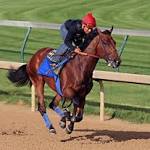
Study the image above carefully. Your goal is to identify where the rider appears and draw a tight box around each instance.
[48,12,97,64]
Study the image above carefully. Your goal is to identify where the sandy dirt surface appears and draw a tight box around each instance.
[0,102,150,150]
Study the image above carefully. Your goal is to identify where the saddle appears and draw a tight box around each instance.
[47,49,73,63]
[37,50,73,96]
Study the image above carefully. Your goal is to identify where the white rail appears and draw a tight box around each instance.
[1,61,150,120]
[93,70,150,121]
[0,20,150,37]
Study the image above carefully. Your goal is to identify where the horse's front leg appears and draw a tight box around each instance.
[66,97,85,134]
[65,104,76,134]
[49,94,67,129]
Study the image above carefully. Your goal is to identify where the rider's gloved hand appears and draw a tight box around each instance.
[74,47,81,53]
[74,47,87,56]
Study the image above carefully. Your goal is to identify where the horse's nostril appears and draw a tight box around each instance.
[116,60,121,67]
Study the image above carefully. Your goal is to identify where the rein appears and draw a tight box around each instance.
[75,51,100,58]
[83,52,100,58]
[74,50,100,58]
[78,30,113,60]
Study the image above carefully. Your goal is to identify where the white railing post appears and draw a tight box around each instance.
[31,85,36,112]
[99,80,105,121]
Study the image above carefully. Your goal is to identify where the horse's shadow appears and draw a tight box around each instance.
[61,129,150,143]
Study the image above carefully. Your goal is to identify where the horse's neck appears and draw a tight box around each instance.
[84,34,99,55]
[80,35,99,75]
[78,55,98,77]
[76,40,99,78]
[66,35,100,79]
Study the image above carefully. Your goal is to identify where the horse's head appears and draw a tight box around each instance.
[95,27,121,68]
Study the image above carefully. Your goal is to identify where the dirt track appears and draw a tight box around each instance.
[0,102,150,150]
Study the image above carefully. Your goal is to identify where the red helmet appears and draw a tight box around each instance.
[82,12,96,28]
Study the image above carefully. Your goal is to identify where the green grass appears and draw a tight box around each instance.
[85,81,150,123]
[0,0,150,29]
[0,0,150,123]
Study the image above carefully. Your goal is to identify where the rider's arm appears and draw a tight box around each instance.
[64,20,83,52]
[64,27,77,51]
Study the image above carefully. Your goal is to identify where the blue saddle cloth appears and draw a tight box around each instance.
[37,56,69,96]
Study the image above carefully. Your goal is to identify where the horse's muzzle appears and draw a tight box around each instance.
[107,59,121,68]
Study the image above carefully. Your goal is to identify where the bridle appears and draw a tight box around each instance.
[78,31,113,60]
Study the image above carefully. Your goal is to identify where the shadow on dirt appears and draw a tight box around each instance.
[61,129,150,143]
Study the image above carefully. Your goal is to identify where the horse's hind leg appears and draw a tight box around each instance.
[49,94,67,129]
[34,78,56,134]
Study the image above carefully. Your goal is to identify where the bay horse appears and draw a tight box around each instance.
[7,28,121,134]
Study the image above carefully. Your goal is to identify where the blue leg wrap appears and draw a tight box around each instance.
[42,113,52,129]
[54,106,65,117]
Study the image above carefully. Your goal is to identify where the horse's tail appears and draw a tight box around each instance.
[7,64,32,87]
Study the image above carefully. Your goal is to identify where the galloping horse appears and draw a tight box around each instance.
[8,28,121,134]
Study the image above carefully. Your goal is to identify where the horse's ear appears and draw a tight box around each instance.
[110,26,113,34]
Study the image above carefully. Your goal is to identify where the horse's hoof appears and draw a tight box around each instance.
[49,128,56,134]
[65,126,72,134]
[59,120,66,129]
[49,126,56,134]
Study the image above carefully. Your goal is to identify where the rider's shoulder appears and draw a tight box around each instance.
[65,19,81,25]
[65,19,82,31]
